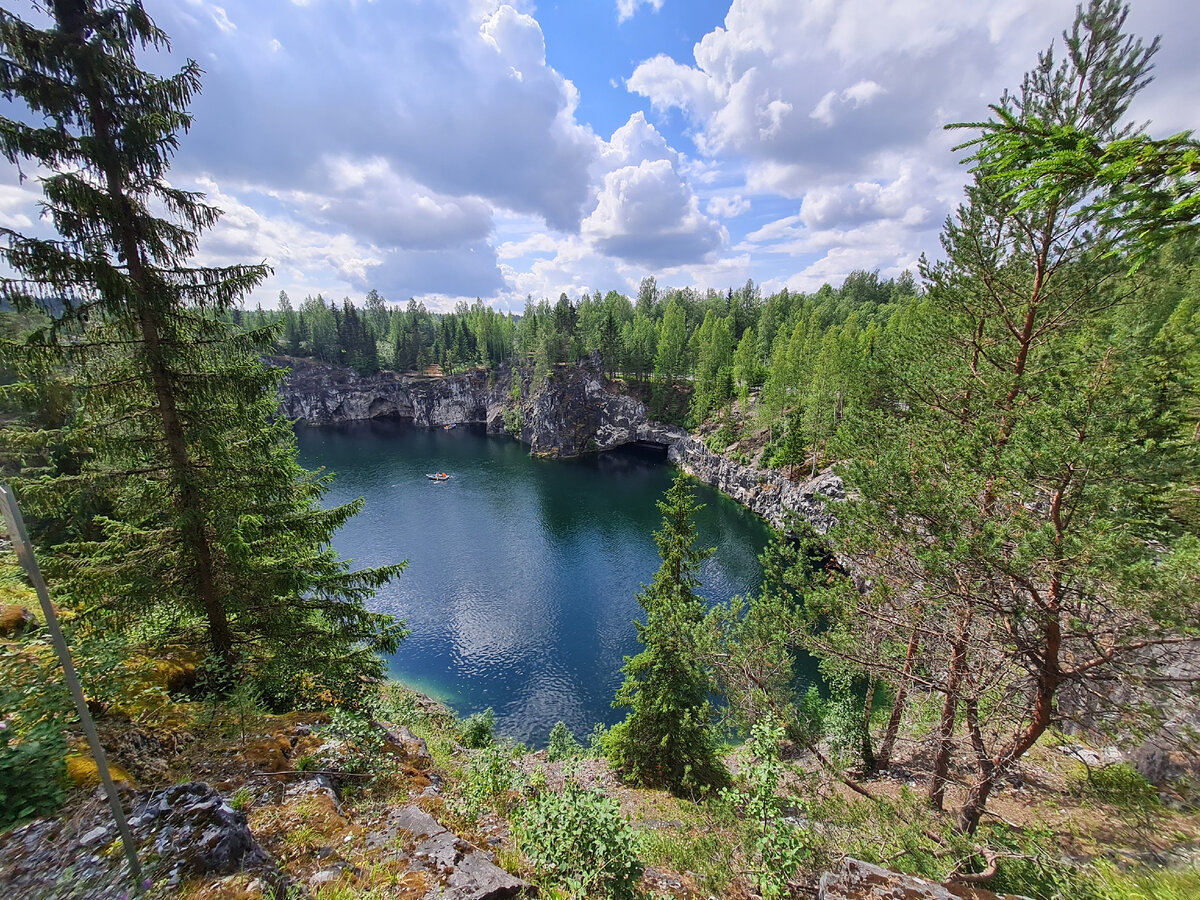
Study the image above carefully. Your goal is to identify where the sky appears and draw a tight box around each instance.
[1,0,1197,312]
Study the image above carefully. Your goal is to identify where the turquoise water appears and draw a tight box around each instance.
[296,420,774,745]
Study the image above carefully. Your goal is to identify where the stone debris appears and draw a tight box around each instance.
[0,782,281,899]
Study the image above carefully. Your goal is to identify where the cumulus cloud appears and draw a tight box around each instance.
[584,159,724,267]
[799,167,935,231]
[582,114,725,268]
[160,1,600,236]
[498,226,630,309]
[626,0,1093,187]
[809,80,883,126]
[621,0,1200,297]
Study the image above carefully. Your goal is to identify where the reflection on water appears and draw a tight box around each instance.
[296,420,774,745]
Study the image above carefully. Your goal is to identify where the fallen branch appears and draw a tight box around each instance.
[949,848,999,884]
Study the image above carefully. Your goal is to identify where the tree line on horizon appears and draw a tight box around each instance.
[241,267,914,431]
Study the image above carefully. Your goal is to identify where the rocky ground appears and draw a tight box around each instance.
[1,676,1198,900]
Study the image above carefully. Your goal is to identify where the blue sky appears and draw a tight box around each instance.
[1,0,1196,311]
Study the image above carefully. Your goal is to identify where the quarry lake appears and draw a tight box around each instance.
[296,420,773,745]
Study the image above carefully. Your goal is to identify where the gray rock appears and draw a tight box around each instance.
[309,862,360,887]
[284,775,344,817]
[0,781,281,900]
[274,354,682,461]
[363,805,525,900]
[78,825,110,847]
[669,436,842,533]
[819,858,1031,900]
[138,782,277,880]
[383,723,432,761]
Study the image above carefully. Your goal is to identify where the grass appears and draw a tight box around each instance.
[637,827,735,895]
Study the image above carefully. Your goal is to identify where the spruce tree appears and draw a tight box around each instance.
[608,472,728,793]
[0,0,405,705]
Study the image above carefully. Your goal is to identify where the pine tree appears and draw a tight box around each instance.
[828,0,1200,832]
[0,0,405,705]
[607,473,729,793]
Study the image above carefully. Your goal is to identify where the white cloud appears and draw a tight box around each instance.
[706,194,750,218]
[617,0,664,25]
[581,114,725,268]
[809,80,883,126]
[184,0,237,33]
[0,182,36,230]
[583,158,725,267]
[628,0,1083,175]
[163,1,601,236]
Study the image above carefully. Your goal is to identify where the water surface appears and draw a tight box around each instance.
[296,420,773,745]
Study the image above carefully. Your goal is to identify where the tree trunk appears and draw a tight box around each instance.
[860,677,877,775]
[877,629,920,770]
[62,0,236,661]
[929,608,971,811]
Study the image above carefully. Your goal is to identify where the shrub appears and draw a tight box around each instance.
[0,664,68,829]
[453,744,523,826]
[724,714,811,900]
[461,707,496,749]
[546,721,581,762]
[1070,762,1160,827]
[516,776,643,900]
[704,423,738,454]
[311,708,386,775]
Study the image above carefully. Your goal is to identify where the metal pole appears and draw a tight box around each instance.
[0,484,143,889]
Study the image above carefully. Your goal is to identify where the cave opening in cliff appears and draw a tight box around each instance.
[367,397,403,419]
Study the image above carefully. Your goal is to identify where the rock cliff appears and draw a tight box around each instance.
[272,357,505,430]
[274,355,840,534]
[668,435,842,533]
[273,353,687,460]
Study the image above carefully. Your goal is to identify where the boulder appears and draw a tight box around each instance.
[819,858,1031,900]
[365,804,526,900]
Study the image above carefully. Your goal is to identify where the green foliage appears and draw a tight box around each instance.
[461,707,497,749]
[652,299,689,420]
[546,721,581,762]
[952,2,1197,271]
[229,786,253,812]
[0,635,69,830]
[826,0,1200,832]
[516,775,643,900]
[1069,762,1161,826]
[502,403,524,437]
[454,744,523,826]
[703,522,835,740]
[704,422,738,454]
[608,473,728,793]
[723,714,811,900]
[311,708,387,775]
